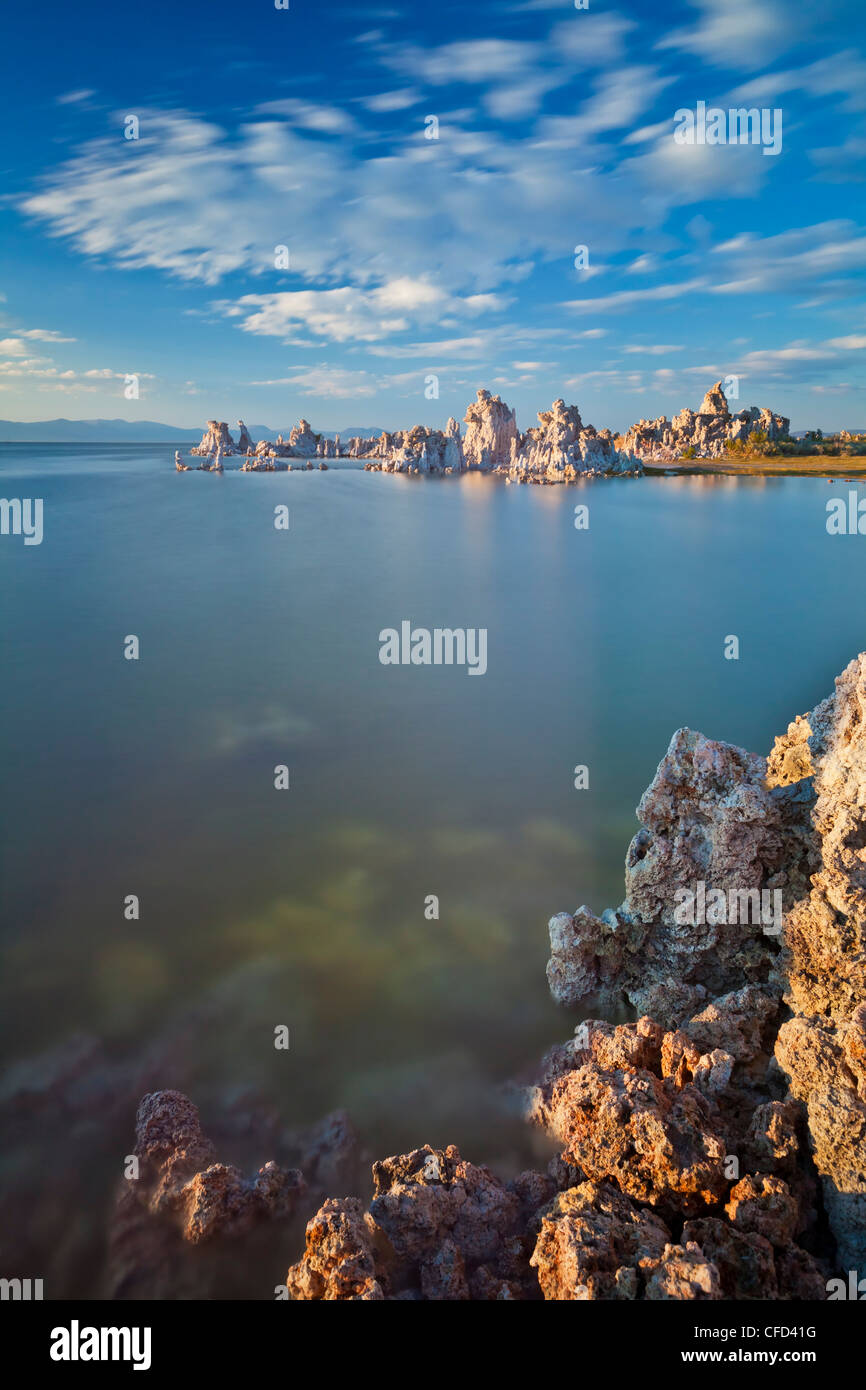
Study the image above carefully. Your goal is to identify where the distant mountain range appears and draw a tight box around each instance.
[0,419,386,443]
[2,418,861,446]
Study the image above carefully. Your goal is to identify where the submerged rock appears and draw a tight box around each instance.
[108,1090,305,1297]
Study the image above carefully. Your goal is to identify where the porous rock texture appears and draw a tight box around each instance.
[353,419,464,474]
[508,398,636,479]
[287,418,324,457]
[463,388,519,470]
[191,421,237,456]
[108,1090,304,1298]
[286,656,866,1298]
[251,419,327,460]
[107,1088,362,1299]
[286,1144,549,1300]
[616,381,789,462]
[544,652,866,1283]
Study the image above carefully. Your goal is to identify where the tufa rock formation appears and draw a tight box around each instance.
[617,382,789,462]
[287,419,323,457]
[508,397,636,480]
[463,388,519,470]
[544,652,866,1278]
[109,1089,361,1300]
[185,383,791,474]
[353,419,464,475]
[191,421,237,456]
[286,1145,547,1300]
[236,420,255,453]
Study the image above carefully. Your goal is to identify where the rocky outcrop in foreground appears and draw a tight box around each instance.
[285,654,866,1298]
[617,382,790,462]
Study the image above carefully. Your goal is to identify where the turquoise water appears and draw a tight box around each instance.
[1,443,865,1289]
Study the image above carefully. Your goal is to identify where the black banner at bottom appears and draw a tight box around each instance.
[3,1297,861,1377]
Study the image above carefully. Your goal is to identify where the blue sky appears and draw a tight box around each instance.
[1,0,864,432]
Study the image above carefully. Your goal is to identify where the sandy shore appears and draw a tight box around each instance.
[644,454,866,477]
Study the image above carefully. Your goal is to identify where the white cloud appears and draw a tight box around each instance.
[220,279,504,344]
[361,89,419,113]
[367,335,488,360]
[399,38,541,86]
[0,339,41,357]
[564,278,707,314]
[0,328,76,355]
[624,344,684,354]
[535,67,673,147]
[18,328,76,342]
[658,0,791,70]
[729,50,866,115]
[250,366,381,398]
[56,89,95,105]
[711,222,866,292]
[549,14,635,66]
[253,100,359,134]
[565,222,866,315]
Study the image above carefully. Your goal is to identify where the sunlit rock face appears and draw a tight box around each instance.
[236,420,255,453]
[191,421,237,456]
[286,419,323,456]
[351,418,465,473]
[511,398,635,478]
[463,388,518,470]
[617,382,790,462]
[767,655,866,1273]
[546,653,866,1278]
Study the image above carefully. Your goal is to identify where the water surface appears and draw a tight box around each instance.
[1,443,863,1292]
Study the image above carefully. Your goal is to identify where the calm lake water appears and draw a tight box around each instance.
[1,442,865,1293]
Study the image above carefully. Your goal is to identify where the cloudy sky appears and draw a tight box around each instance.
[1,0,865,432]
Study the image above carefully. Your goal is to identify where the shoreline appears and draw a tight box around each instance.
[643,455,866,478]
[175,456,866,482]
